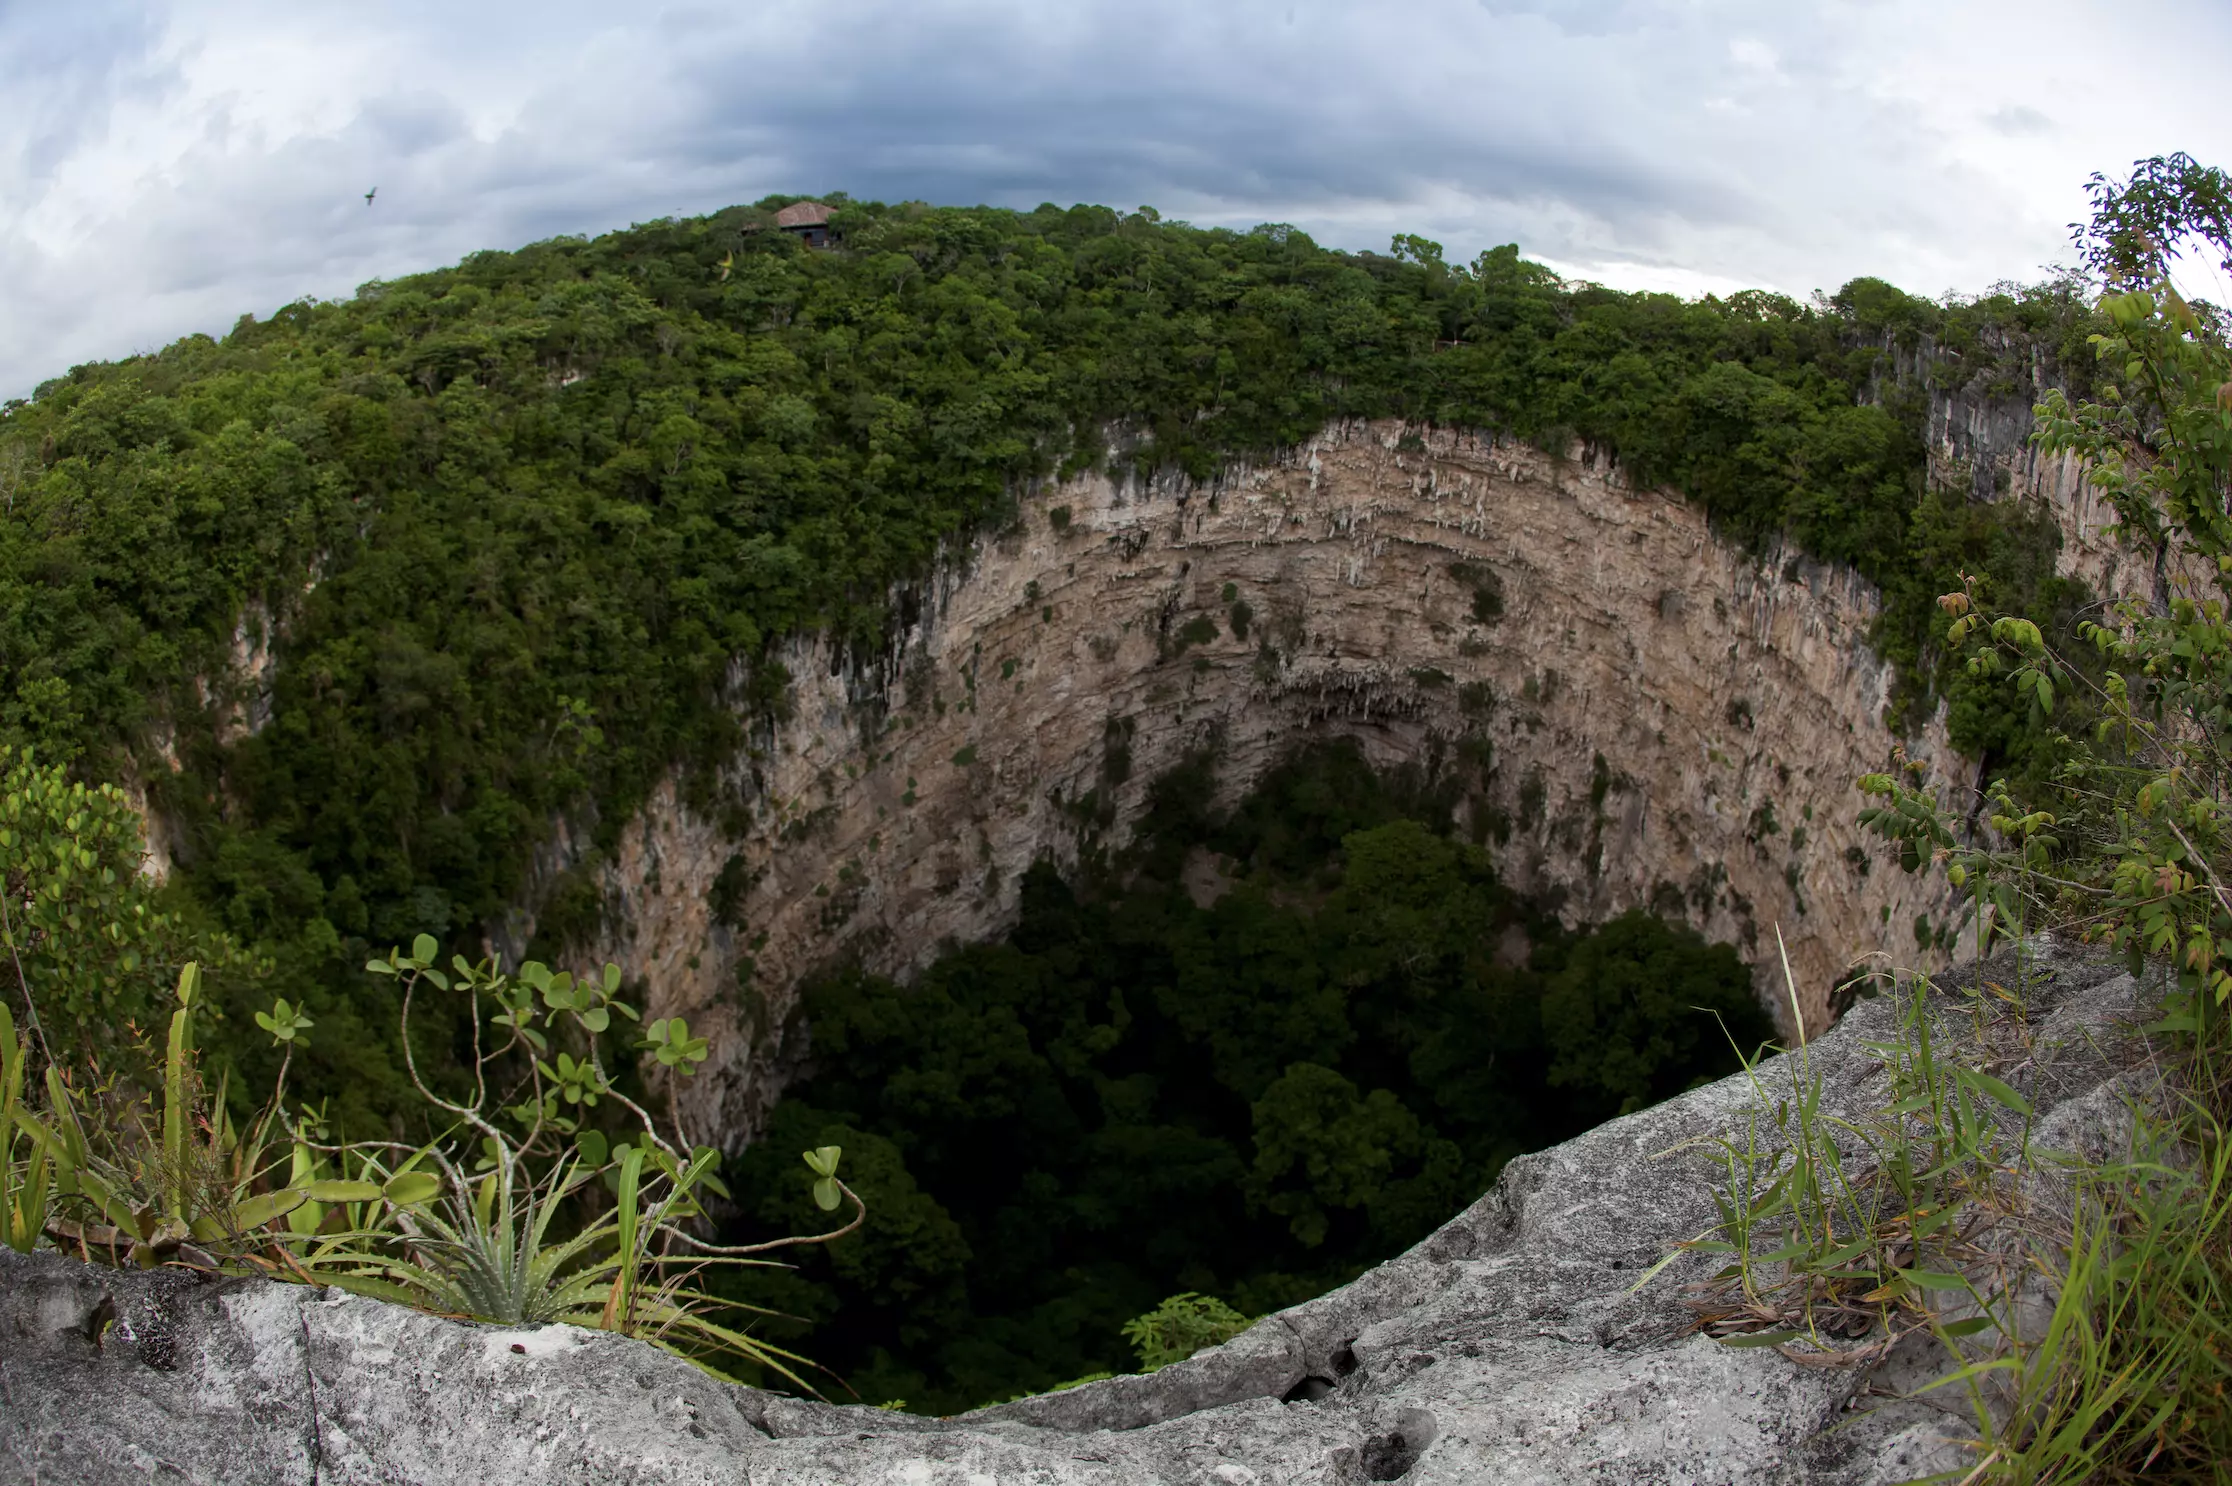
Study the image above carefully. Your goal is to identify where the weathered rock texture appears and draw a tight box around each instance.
[0,941,2156,1484]
[575,423,1971,1146]
[1914,342,2170,604]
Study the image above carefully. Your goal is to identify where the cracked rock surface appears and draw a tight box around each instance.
[0,941,2154,1484]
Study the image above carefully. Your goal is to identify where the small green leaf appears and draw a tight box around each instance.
[575,1129,610,1168]
[803,1145,842,1178]
[1959,1069,2033,1116]
[382,1171,442,1206]
[813,1177,841,1212]
[303,1179,383,1203]
[1899,1269,1971,1293]
[230,1187,310,1229]
[1939,1316,1997,1338]
[411,933,438,964]
[1717,1329,1802,1348]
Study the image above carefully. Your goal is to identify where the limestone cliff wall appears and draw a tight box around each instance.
[1910,334,2186,604]
[576,423,1973,1149]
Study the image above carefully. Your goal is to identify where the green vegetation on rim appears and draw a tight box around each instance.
[0,192,2095,1124]
[8,146,2228,1461]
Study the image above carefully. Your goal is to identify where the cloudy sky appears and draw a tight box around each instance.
[3,0,2227,399]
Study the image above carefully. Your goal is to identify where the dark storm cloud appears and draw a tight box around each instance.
[642,1,1742,224]
[2,0,2227,397]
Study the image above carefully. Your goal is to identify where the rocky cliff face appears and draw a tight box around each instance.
[569,422,1976,1150]
[1909,332,2185,605]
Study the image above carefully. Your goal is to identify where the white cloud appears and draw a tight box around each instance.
[2,0,2228,397]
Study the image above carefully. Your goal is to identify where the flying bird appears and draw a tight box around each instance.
[718,251,734,282]
[365,187,377,206]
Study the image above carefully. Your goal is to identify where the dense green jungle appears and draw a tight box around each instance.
[0,190,2106,1405]
[717,741,1772,1410]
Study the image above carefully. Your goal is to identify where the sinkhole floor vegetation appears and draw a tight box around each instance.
[717,742,1773,1413]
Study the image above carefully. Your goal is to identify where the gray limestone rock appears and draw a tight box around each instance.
[0,941,2156,1484]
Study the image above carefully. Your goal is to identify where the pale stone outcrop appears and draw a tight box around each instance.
[0,942,2153,1484]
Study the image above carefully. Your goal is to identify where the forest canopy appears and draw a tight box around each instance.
[719,743,1774,1411]
[0,192,2090,1127]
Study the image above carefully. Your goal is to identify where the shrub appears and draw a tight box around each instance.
[1121,1293,1254,1371]
[3,749,868,1387]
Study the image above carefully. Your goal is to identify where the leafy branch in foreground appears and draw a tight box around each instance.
[1859,152,2232,1027]
[1121,1291,1256,1372]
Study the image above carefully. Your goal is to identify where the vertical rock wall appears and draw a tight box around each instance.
[579,423,1974,1149]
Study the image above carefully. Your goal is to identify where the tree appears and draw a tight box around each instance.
[0,745,243,1061]
[1540,910,1770,1115]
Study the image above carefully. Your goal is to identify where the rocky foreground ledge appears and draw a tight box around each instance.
[0,943,2157,1484]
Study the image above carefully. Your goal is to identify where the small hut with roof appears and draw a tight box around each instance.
[774,200,835,248]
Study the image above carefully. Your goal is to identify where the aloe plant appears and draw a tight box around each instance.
[8,963,443,1267]
[1,1002,54,1253]
[3,931,865,1387]
[300,939,869,1384]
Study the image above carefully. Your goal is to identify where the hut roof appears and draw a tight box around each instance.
[775,201,834,230]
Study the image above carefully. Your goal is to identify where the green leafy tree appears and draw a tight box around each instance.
[0,746,246,1059]
[1539,910,1772,1115]
[1248,1062,1425,1248]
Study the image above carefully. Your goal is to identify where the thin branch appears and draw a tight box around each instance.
[2164,818,2232,925]
[247,1043,295,1161]
[662,1181,867,1256]
[600,1083,680,1162]
[397,969,502,1144]
[467,975,487,1117]
[0,879,56,1069]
